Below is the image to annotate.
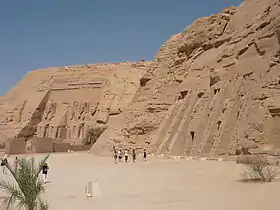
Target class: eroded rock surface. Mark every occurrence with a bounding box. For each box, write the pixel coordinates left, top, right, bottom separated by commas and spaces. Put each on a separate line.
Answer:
91, 0, 280, 156
0, 62, 151, 147
1, 0, 280, 157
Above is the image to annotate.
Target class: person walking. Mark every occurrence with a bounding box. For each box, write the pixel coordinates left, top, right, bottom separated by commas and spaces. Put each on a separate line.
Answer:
132, 149, 136, 163
143, 149, 147, 161
114, 151, 118, 163
113, 146, 117, 163
13, 156, 19, 173
42, 162, 49, 183
117, 150, 122, 162
124, 149, 129, 163
1, 153, 8, 174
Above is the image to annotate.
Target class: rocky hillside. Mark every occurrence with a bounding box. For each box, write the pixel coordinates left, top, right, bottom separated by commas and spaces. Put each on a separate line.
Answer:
0, 62, 151, 145
91, 0, 280, 157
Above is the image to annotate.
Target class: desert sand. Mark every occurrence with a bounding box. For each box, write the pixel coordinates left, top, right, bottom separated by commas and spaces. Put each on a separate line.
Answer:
0, 153, 279, 210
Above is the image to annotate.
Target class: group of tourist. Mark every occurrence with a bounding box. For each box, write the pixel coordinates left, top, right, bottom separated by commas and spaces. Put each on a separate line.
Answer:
1, 153, 50, 182
1, 153, 19, 174
113, 146, 147, 163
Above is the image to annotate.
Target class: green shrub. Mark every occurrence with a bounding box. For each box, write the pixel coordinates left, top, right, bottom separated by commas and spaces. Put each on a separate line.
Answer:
241, 157, 280, 182
83, 127, 106, 145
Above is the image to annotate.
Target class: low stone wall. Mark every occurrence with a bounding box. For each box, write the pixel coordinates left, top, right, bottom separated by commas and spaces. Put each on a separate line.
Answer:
31, 137, 53, 153
53, 142, 70, 152
70, 144, 91, 151
5, 137, 26, 155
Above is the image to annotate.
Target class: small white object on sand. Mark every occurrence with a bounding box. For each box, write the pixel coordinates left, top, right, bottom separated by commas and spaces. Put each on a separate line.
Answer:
85, 181, 102, 198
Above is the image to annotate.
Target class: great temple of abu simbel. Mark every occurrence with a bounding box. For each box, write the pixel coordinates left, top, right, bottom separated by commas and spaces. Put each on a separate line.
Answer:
0, 62, 151, 153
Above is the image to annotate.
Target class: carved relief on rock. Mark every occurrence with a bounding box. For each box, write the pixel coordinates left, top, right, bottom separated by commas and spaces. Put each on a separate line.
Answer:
42, 101, 56, 121
66, 101, 98, 141
3, 100, 27, 123
77, 102, 90, 121
70, 101, 79, 121
96, 91, 116, 124
37, 101, 57, 138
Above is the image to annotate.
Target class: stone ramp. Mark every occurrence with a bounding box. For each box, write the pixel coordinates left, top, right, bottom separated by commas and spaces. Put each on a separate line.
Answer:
90, 114, 125, 156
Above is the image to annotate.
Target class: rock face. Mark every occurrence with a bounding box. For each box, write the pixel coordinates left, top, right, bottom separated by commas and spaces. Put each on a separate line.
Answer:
91, 0, 280, 156
0, 62, 151, 147
2, 0, 280, 157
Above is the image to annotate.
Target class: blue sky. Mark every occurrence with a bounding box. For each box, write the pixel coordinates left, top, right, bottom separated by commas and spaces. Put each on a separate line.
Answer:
0, 0, 243, 95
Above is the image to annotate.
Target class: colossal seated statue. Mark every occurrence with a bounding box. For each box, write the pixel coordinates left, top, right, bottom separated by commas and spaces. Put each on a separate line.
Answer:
37, 102, 56, 138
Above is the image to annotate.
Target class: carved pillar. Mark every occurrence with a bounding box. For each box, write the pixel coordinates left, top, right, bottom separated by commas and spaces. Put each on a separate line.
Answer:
36, 125, 42, 137
72, 124, 80, 139
66, 126, 71, 139
38, 124, 47, 138
79, 124, 84, 140
48, 126, 53, 138
76, 124, 81, 139
52, 126, 59, 139
58, 127, 67, 140
84, 123, 90, 138
71, 125, 75, 139
44, 126, 49, 138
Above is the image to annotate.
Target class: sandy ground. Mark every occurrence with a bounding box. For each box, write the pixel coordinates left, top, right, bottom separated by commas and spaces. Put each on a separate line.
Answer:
0, 152, 279, 210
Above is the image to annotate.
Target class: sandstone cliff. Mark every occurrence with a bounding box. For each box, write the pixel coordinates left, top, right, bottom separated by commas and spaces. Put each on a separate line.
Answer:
91, 0, 280, 157
1, 0, 280, 157
0, 62, 151, 146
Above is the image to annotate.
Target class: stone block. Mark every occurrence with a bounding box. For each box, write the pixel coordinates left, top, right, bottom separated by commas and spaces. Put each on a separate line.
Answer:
70, 144, 91, 151
5, 137, 26, 155
31, 137, 53, 153
53, 142, 70, 152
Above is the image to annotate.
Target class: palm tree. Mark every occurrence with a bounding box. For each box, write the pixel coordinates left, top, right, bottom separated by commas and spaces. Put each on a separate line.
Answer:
0, 154, 50, 210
